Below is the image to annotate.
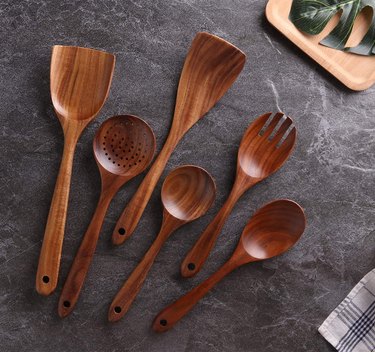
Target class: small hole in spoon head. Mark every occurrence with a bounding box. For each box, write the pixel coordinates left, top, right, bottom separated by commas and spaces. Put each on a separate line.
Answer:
114, 306, 121, 314
42, 276, 49, 283
188, 263, 195, 271
63, 300, 71, 308
160, 319, 167, 326
118, 228, 126, 235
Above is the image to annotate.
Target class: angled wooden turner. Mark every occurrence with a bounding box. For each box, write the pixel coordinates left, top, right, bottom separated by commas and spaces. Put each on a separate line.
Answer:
112, 32, 246, 245
36, 46, 115, 295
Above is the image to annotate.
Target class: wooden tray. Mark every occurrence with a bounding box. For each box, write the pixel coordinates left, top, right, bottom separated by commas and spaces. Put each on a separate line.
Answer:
265, 0, 375, 91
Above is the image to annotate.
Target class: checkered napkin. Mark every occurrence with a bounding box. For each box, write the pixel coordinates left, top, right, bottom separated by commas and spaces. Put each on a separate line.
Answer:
319, 269, 375, 352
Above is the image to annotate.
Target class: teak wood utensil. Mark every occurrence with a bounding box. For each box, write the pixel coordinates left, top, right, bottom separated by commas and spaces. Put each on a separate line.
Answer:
111, 32, 246, 245
266, 0, 375, 91
108, 165, 216, 322
36, 46, 115, 296
58, 115, 156, 317
181, 112, 296, 278
153, 199, 306, 332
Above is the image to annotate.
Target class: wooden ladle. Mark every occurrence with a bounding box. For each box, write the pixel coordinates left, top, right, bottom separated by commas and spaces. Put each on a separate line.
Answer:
36, 46, 115, 295
111, 32, 246, 246
58, 115, 156, 317
108, 165, 216, 322
181, 112, 297, 278
153, 199, 306, 332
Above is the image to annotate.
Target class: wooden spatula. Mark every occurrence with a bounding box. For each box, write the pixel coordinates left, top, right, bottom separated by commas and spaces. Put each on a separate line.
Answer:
111, 32, 246, 245
36, 46, 115, 296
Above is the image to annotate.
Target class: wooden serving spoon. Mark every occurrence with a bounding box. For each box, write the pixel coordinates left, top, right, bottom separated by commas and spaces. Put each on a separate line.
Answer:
111, 32, 246, 245
108, 165, 216, 322
36, 46, 115, 296
58, 115, 156, 317
180, 112, 297, 278
153, 199, 306, 332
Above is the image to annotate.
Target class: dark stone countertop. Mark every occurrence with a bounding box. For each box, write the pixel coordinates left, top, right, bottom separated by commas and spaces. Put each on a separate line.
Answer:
0, 1, 374, 351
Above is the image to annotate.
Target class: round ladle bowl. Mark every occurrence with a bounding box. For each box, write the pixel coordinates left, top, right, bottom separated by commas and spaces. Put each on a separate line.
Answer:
161, 165, 216, 221
241, 199, 305, 260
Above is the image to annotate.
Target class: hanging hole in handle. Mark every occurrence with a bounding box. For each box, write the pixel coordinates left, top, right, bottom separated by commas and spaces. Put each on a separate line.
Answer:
118, 228, 126, 236
187, 263, 195, 271
42, 276, 50, 283
63, 300, 71, 308
114, 306, 122, 314
160, 319, 167, 326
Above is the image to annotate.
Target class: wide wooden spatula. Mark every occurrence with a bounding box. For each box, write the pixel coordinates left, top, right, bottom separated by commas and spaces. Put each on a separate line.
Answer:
112, 32, 246, 245
36, 46, 115, 295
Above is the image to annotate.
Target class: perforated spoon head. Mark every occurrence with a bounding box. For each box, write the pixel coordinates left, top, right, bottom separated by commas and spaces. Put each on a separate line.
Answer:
93, 115, 156, 178
161, 165, 216, 222
237, 200, 306, 262
238, 112, 297, 180
50, 46, 115, 122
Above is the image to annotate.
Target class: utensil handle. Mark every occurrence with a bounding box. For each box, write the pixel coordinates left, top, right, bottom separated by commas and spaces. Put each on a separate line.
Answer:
180, 186, 242, 278
108, 220, 174, 322
36, 134, 77, 295
153, 259, 237, 332
57, 192, 111, 317
112, 135, 178, 245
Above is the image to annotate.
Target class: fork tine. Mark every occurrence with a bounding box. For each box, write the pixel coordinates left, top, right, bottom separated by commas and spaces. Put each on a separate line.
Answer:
271, 117, 293, 145
248, 112, 273, 135
278, 127, 296, 152
262, 112, 284, 139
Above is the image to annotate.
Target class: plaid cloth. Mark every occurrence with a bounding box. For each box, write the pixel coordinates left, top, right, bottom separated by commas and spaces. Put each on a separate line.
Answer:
319, 269, 375, 352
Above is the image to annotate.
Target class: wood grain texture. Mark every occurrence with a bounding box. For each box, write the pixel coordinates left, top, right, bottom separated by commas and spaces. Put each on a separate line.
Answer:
153, 199, 306, 332
266, 0, 375, 91
36, 46, 115, 296
58, 115, 155, 317
108, 165, 216, 322
180, 112, 297, 278
111, 32, 246, 245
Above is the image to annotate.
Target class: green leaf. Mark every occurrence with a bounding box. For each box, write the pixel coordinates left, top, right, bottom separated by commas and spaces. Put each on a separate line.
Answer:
289, 0, 375, 56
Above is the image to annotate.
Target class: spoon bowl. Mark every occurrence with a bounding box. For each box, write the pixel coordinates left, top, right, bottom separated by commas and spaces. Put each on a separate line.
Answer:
162, 165, 216, 221
240, 200, 306, 260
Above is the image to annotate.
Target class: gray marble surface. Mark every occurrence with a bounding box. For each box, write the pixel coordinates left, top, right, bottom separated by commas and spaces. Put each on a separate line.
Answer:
0, 1, 374, 351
